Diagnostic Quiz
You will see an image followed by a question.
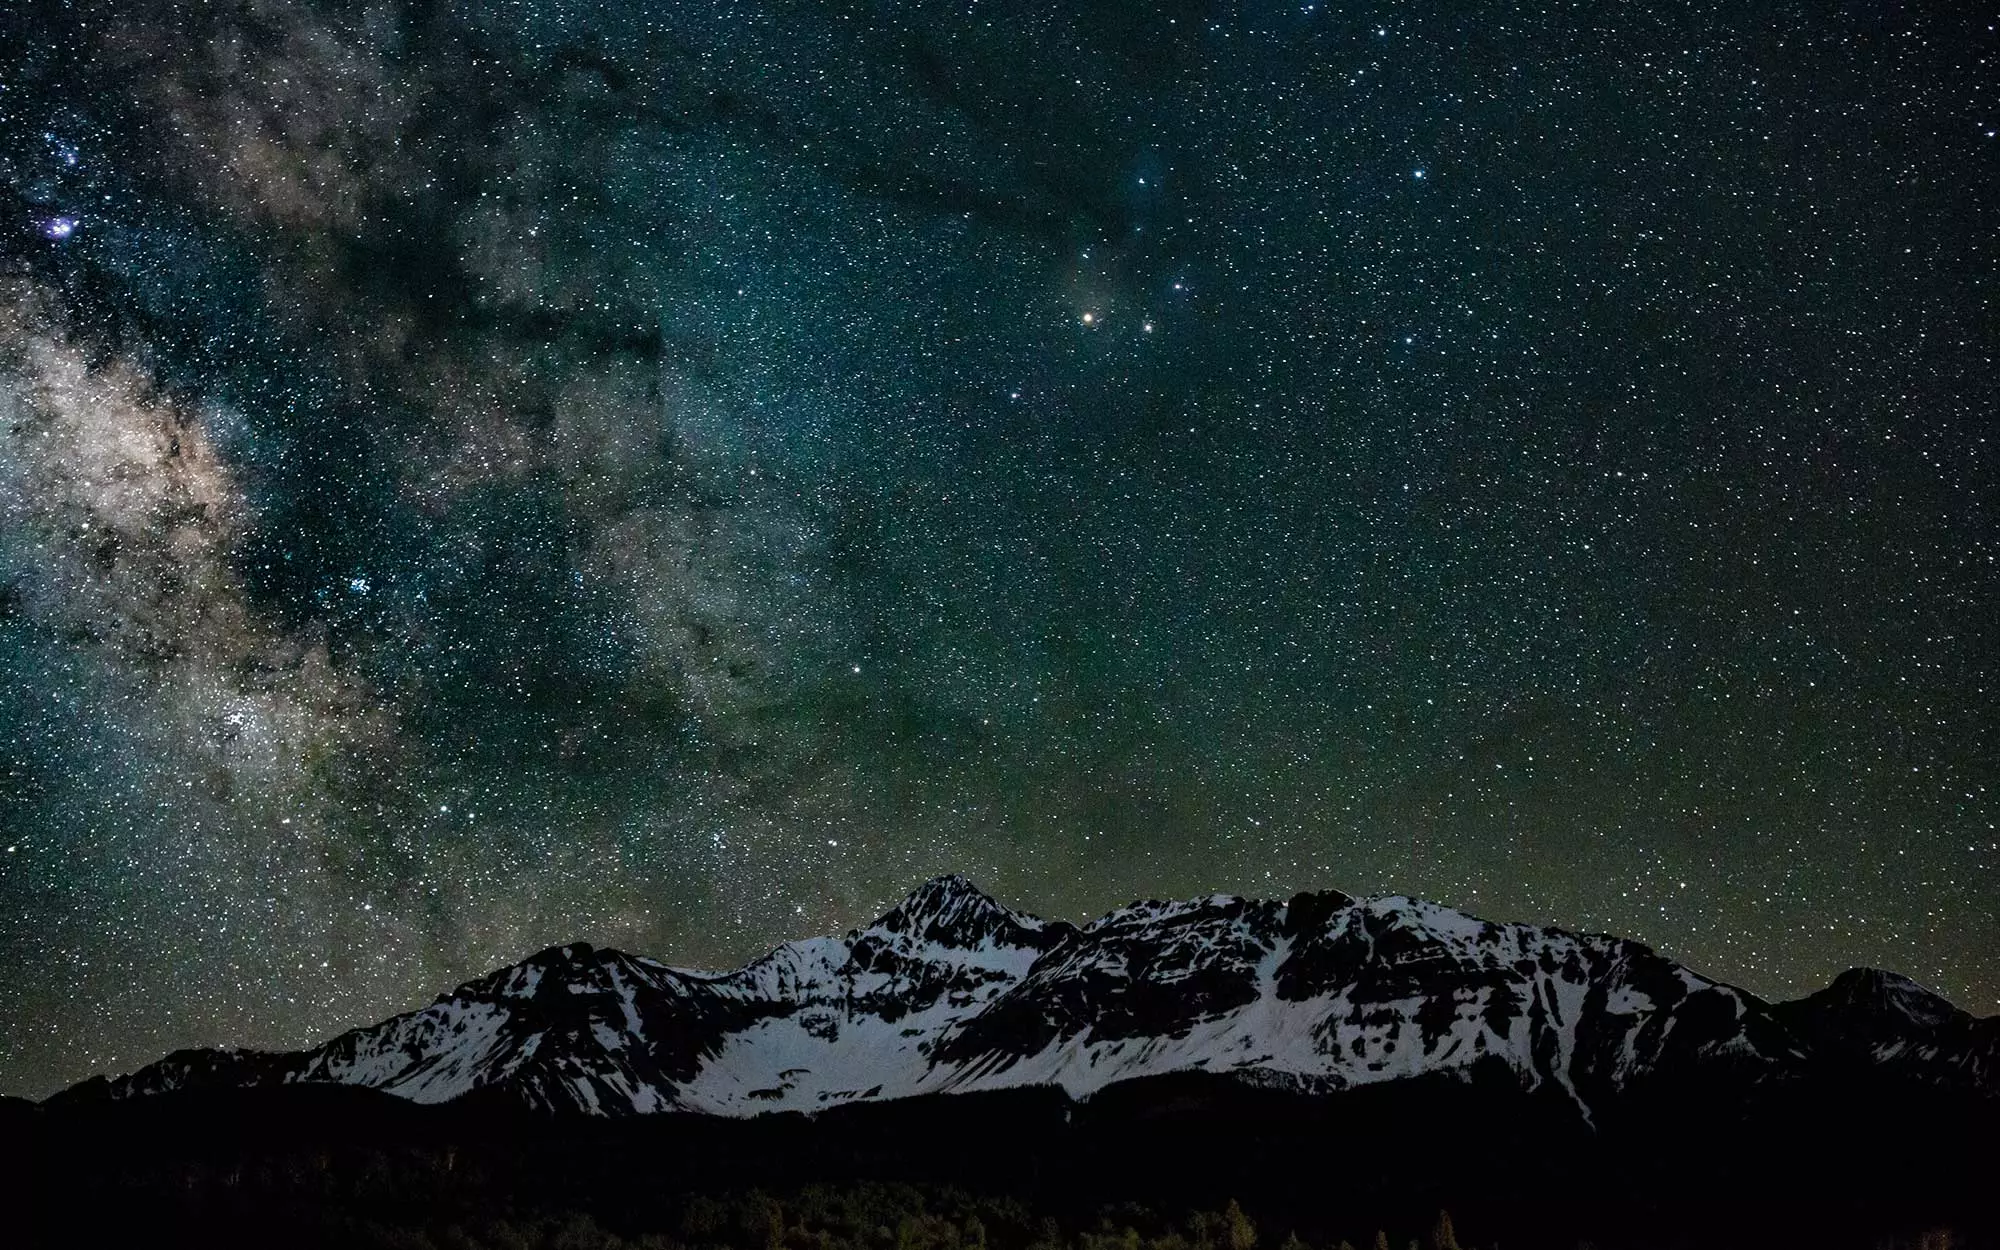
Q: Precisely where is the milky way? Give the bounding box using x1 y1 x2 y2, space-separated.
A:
2 0 1994 1097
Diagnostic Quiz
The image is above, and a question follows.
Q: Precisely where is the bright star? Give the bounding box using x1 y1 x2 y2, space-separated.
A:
40 215 77 240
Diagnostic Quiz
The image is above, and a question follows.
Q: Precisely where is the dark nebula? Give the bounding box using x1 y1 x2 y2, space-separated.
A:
0 0 1993 1097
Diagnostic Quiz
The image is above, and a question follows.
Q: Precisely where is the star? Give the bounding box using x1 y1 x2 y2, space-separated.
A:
0 0 1988 1105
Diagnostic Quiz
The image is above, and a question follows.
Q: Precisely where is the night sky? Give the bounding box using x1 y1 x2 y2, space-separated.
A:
1 0 1994 1098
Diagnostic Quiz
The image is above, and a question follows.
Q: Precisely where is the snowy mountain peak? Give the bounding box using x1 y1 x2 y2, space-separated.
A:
454 939 660 1004
1771 966 1997 1093
1813 968 1959 1028
864 875 1062 951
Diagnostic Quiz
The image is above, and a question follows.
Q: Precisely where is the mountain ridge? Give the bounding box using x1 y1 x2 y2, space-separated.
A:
54 875 1997 1121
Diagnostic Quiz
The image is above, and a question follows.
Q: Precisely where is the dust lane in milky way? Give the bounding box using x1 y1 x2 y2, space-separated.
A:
0 0 1993 1097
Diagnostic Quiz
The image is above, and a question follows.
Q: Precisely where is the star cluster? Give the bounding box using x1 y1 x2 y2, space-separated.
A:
0 0 1993 1097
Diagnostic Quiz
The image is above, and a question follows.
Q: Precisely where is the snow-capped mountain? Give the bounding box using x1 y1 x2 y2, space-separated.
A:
1773 966 1999 1093
62 876 1996 1120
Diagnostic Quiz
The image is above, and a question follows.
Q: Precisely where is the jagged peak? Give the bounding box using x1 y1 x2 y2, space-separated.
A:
866 874 1054 948
1813 967 1960 1025
903 872 990 902
441 939 661 1005
1829 966 1927 992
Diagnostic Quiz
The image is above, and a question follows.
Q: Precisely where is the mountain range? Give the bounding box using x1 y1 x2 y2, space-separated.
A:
56 875 1998 1122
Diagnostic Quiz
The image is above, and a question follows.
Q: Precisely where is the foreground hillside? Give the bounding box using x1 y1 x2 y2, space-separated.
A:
7 1071 1990 1250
